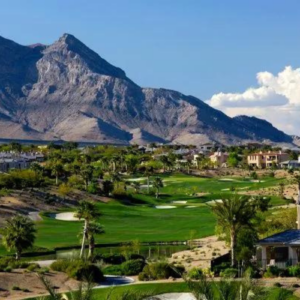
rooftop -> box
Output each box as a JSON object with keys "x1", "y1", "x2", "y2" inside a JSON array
[{"x1": 258, "y1": 230, "x2": 300, "y2": 246}]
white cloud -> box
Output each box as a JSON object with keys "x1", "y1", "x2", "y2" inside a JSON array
[{"x1": 207, "y1": 66, "x2": 300, "y2": 135}]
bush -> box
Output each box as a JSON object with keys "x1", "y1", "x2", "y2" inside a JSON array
[
  {"x1": 103, "y1": 259, "x2": 145, "y2": 276},
  {"x1": 288, "y1": 265, "x2": 300, "y2": 277},
  {"x1": 263, "y1": 266, "x2": 280, "y2": 278},
  {"x1": 220, "y1": 268, "x2": 238, "y2": 278},
  {"x1": 4, "y1": 266, "x2": 12, "y2": 272},
  {"x1": 188, "y1": 268, "x2": 203, "y2": 280},
  {"x1": 138, "y1": 262, "x2": 180, "y2": 281},
  {"x1": 0, "y1": 257, "x2": 30, "y2": 270},
  {"x1": 274, "y1": 282, "x2": 282, "y2": 287},
  {"x1": 50, "y1": 260, "x2": 70, "y2": 272},
  {"x1": 26, "y1": 263, "x2": 40, "y2": 272},
  {"x1": 12, "y1": 286, "x2": 21, "y2": 291},
  {"x1": 50, "y1": 259, "x2": 104, "y2": 282},
  {"x1": 103, "y1": 265, "x2": 123, "y2": 276},
  {"x1": 96, "y1": 253, "x2": 125, "y2": 265},
  {"x1": 122, "y1": 259, "x2": 145, "y2": 276}
]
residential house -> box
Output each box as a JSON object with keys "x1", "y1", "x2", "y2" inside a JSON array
[
  {"x1": 247, "y1": 151, "x2": 289, "y2": 168},
  {"x1": 256, "y1": 192, "x2": 300, "y2": 269},
  {"x1": 209, "y1": 151, "x2": 228, "y2": 167}
]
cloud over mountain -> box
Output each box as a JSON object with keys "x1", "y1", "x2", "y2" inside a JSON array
[{"x1": 208, "y1": 66, "x2": 300, "y2": 134}]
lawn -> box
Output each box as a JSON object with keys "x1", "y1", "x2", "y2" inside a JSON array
[
  {"x1": 26, "y1": 282, "x2": 299, "y2": 300},
  {"x1": 0, "y1": 173, "x2": 287, "y2": 255},
  {"x1": 32, "y1": 200, "x2": 215, "y2": 250}
]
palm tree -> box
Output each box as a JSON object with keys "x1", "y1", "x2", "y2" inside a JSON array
[
  {"x1": 79, "y1": 164, "x2": 94, "y2": 190},
  {"x1": 51, "y1": 161, "x2": 64, "y2": 185},
  {"x1": 1, "y1": 215, "x2": 36, "y2": 260},
  {"x1": 75, "y1": 201, "x2": 100, "y2": 258},
  {"x1": 144, "y1": 166, "x2": 154, "y2": 194},
  {"x1": 209, "y1": 196, "x2": 258, "y2": 266},
  {"x1": 86, "y1": 222, "x2": 104, "y2": 259},
  {"x1": 153, "y1": 177, "x2": 164, "y2": 199}
]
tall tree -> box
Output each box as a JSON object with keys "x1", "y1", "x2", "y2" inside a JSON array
[
  {"x1": 1, "y1": 215, "x2": 36, "y2": 260},
  {"x1": 153, "y1": 177, "x2": 164, "y2": 199},
  {"x1": 80, "y1": 164, "x2": 94, "y2": 190},
  {"x1": 86, "y1": 222, "x2": 104, "y2": 258},
  {"x1": 75, "y1": 201, "x2": 100, "y2": 258},
  {"x1": 210, "y1": 196, "x2": 266, "y2": 266}
]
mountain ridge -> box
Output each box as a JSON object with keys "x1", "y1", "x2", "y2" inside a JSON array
[{"x1": 0, "y1": 33, "x2": 294, "y2": 146}]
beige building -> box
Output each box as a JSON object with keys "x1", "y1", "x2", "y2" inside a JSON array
[
  {"x1": 209, "y1": 151, "x2": 228, "y2": 167},
  {"x1": 247, "y1": 151, "x2": 289, "y2": 168}
]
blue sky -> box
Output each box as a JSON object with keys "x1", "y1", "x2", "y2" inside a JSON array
[{"x1": 1, "y1": 0, "x2": 300, "y2": 133}]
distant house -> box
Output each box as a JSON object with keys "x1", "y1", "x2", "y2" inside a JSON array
[
  {"x1": 0, "y1": 158, "x2": 30, "y2": 173},
  {"x1": 256, "y1": 191, "x2": 300, "y2": 269},
  {"x1": 247, "y1": 151, "x2": 289, "y2": 168},
  {"x1": 209, "y1": 151, "x2": 228, "y2": 167}
]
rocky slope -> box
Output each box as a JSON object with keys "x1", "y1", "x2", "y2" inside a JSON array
[{"x1": 0, "y1": 34, "x2": 294, "y2": 145}]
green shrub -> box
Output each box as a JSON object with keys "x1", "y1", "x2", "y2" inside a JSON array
[
  {"x1": 67, "y1": 262, "x2": 103, "y2": 282},
  {"x1": 220, "y1": 268, "x2": 238, "y2": 278},
  {"x1": 26, "y1": 263, "x2": 40, "y2": 272},
  {"x1": 122, "y1": 259, "x2": 145, "y2": 276},
  {"x1": 288, "y1": 265, "x2": 300, "y2": 277},
  {"x1": 22, "y1": 288, "x2": 30, "y2": 292},
  {"x1": 50, "y1": 259, "x2": 104, "y2": 282},
  {"x1": 103, "y1": 265, "x2": 123, "y2": 276},
  {"x1": 4, "y1": 266, "x2": 12, "y2": 272},
  {"x1": 97, "y1": 253, "x2": 125, "y2": 265},
  {"x1": 12, "y1": 286, "x2": 21, "y2": 291},
  {"x1": 188, "y1": 267, "x2": 203, "y2": 279},
  {"x1": 37, "y1": 267, "x2": 50, "y2": 275},
  {"x1": 264, "y1": 266, "x2": 280, "y2": 278},
  {"x1": 50, "y1": 259, "x2": 70, "y2": 272},
  {"x1": 274, "y1": 282, "x2": 282, "y2": 287},
  {"x1": 138, "y1": 262, "x2": 179, "y2": 281}
]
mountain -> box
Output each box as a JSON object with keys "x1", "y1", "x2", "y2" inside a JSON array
[{"x1": 0, "y1": 33, "x2": 294, "y2": 145}]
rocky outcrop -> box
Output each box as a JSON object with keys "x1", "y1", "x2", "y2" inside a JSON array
[{"x1": 0, "y1": 33, "x2": 294, "y2": 145}]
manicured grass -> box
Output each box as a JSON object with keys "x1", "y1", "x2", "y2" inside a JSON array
[
  {"x1": 26, "y1": 282, "x2": 299, "y2": 300},
  {"x1": 0, "y1": 173, "x2": 287, "y2": 255},
  {"x1": 32, "y1": 200, "x2": 216, "y2": 250}
]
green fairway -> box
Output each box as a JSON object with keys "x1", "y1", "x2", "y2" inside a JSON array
[
  {"x1": 26, "y1": 282, "x2": 299, "y2": 300},
  {"x1": 0, "y1": 173, "x2": 287, "y2": 256},
  {"x1": 33, "y1": 200, "x2": 215, "y2": 250}
]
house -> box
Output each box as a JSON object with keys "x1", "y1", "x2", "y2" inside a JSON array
[
  {"x1": 256, "y1": 192, "x2": 300, "y2": 269},
  {"x1": 209, "y1": 151, "x2": 228, "y2": 167},
  {"x1": 0, "y1": 158, "x2": 30, "y2": 173},
  {"x1": 279, "y1": 155, "x2": 300, "y2": 169},
  {"x1": 247, "y1": 151, "x2": 289, "y2": 168}
]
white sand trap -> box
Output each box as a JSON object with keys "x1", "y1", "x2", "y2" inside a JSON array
[
  {"x1": 186, "y1": 206, "x2": 196, "y2": 208},
  {"x1": 172, "y1": 201, "x2": 187, "y2": 204},
  {"x1": 147, "y1": 293, "x2": 196, "y2": 300},
  {"x1": 51, "y1": 212, "x2": 81, "y2": 221},
  {"x1": 127, "y1": 177, "x2": 146, "y2": 182},
  {"x1": 155, "y1": 205, "x2": 176, "y2": 209},
  {"x1": 207, "y1": 199, "x2": 223, "y2": 204},
  {"x1": 250, "y1": 180, "x2": 265, "y2": 183},
  {"x1": 221, "y1": 188, "x2": 230, "y2": 191}
]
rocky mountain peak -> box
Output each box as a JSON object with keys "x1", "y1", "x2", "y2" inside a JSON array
[{"x1": 0, "y1": 34, "x2": 294, "y2": 146}]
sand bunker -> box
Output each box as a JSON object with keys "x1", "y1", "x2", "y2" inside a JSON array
[
  {"x1": 147, "y1": 294, "x2": 196, "y2": 300},
  {"x1": 50, "y1": 212, "x2": 81, "y2": 221},
  {"x1": 155, "y1": 205, "x2": 176, "y2": 209},
  {"x1": 207, "y1": 199, "x2": 223, "y2": 204},
  {"x1": 127, "y1": 177, "x2": 146, "y2": 182},
  {"x1": 172, "y1": 201, "x2": 187, "y2": 204}
]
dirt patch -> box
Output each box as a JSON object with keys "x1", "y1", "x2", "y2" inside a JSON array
[
  {"x1": 169, "y1": 236, "x2": 229, "y2": 270},
  {"x1": 0, "y1": 270, "x2": 79, "y2": 300}
]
